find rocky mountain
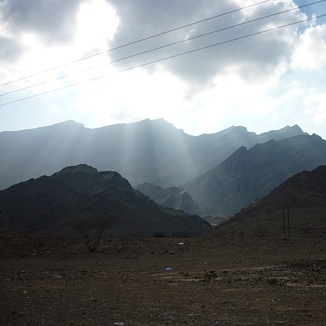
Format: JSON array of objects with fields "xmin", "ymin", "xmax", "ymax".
[
  {"xmin": 135, "ymin": 183, "xmax": 202, "ymax": 215},
  {"xmin": 0, "ymin": 119, "xmax": 304, "ymax": 190},
  {"xmin": 206, "ymin": 165, "xmax": 326, "ymax": 238},
  {"xmin": 135, "ymin": 183, "xmax": 228, "ymax": 225},
  {"xmin": 183, "ymin": 134, "xmax": 326, "ymax": 216},
  {"xmin": 0, "ymin": 164, "xmax": 210, "ymax": 237}
]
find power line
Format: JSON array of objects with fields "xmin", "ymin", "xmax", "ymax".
[
  {"xmin": 0, "ymin": 0, "xmax": 271, "ymax": 88},
  {"xmin": 1, "ymin": 12, "xmax": 325, "ymax": 108},
  {"xmin": 1, "ymin": 0, "xmax": 324, "ymax": 98}
]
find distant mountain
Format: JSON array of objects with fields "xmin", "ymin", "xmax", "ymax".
[
  {"xmin": 135, "ymin": 183, "xmax": 203, "ymax": 215},
  {"xmin": 135, "ymin": 182, "xmax": 228, "ymax": 225},
  {"xmin": 0, "ymin": 119, "xmax": 305, "ymax": 190},
  {"xmin": 206, "ymin": 165, "xmax": 326, "ymax": 238},
  {"xmin": 183, "ymin": 134, "xmax": 326, "ymax": 216},
  {"xmin": 0, "ymin": 164, "xmax": 210, "ymax": 236}
]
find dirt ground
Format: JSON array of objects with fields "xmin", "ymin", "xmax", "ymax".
[{"xmin": 1, "ymin": 233, "xmax": 326, "ymax": 326}]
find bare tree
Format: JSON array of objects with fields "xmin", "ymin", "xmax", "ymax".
[{"xmin": 65, "ymin": 216, "xmax": 117, "ymax": 252}]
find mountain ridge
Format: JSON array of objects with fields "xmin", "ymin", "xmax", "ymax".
[
  {"xmin": 0, "ymin": 164, "xmax": 210, "ymax": 236},
  {"xmin": 206, "ymin": 165, "xmax": 326, "ymax": 238},
  {"xmin": 183, "ymin": 133, "xmax": 326, "ymax": 216},
  {"xmin": 0, "ymin": 119, "xmax": 305, "ymax": 191}
]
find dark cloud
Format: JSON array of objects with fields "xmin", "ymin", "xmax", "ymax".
[
  {"xmin": 2, "ymin": 0, "xmax": 87, "ymax": 45},
  {"xmin": 107, "ymin": 0, "xmax": 305, "ymax": 91},
  {"xmin": 0, "ymin": 35, "xmax": 25, "ymax": 62}
]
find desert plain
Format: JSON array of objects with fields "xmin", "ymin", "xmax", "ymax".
[{"xmin": 1, "ymin": 232, "xmax": 326, "ymax": 326}]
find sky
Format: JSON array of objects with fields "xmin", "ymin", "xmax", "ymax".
[{"xmin": 0, "ymin": 0, "xmax": 326, "ymax": 139}]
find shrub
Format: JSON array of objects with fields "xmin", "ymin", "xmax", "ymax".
[{"xmin": 65, "ymin": 216, "xmax": 117, "ymax": 252}]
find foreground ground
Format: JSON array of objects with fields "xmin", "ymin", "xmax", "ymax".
[{"xmin": 1, "ymin": 233, "xmax": 326, "ymax": 326}]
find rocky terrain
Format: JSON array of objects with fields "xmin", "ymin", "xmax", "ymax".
[
  {"xmin": 135, "ymin": 183, "xmax": 227, "ymax": 225},
  {"xmin": 1, "ymin": 232, "xmax": 325, "ymax": 325},
  {"xmin": 135, "ymin": 183, "xmax": 203, "ymax": 215},
  {"xmin": 2, "ymin": 119, "xmax": 323, "ymax": 218},
  {"xmin": 183, "ymin": 134, "xmax": 326, "ymax": 216},
  {"xmin": 209, "ymin": 165, "xmax": 326, "ymax": 238},
  {"xmin": 139, "ymin": 134, "xmax": 326, "ymax": 218},
  {"xmin": 1, "ymin": 120, "xmax": 326, "ymax": 325},
  {"xmin": 0, "ymin": 164, "xmax": 210, "ymax": 236}
]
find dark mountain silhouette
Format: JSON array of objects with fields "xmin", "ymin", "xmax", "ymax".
[
  {"xmin": 183, "ymin": 134, "xmax": 326, "ymax": 216},
  {"xmin": 206, "ymin": 165, "xmax": 326, "ymax": 238},
  {"xmin": 0, "ymin": 164, "xmax": 210, "ymax": 236},
  {"xmin": 0, "ymin": 119, "xmax": 304, "ymax": 190}
]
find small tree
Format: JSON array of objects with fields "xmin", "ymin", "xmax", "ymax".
[{"xmin": 65, "ymin": 216, "xmax": 117, "ymax": 252}]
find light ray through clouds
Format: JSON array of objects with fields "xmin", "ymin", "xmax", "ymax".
[{"xmin": 0, "ymin": 0, "xmax": 326, "ymax": 140}]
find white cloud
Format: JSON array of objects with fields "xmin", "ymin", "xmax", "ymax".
[
  {"xmin": 75, "ymin": 67, "xmax": 187, "ymax": 127},
  {"xmin": 0, "ymin": 0, "xmax": 118, "ymax": 97},
  {"xmin": 291, "ymin": 24, "xmax": 326, "ymax": 71},
  {"xmin": 304, "ymin": 93, "xmax": 326, "ymax": 123},
  {"xmin": 76, "ymin": 0, "xmax": 119, "ymax": 54}
]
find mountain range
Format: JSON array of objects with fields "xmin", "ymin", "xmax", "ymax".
[
  {"xmin": 0, "ymin": 164, "xmax": 210, "ymax": 236},
  {"xmin": 0, "ymin": 118, "xmax": 304, "ymax": 191},
  {"xmin": 183, "ymin": 133, "xmax": 326, "ymax": 216},
  {"xmin": 1, "ymin": 119, "xmax": 325, "ymax": 220},
  {"xmin": 206, "ymin": 165, "xmax": 326, "ymax": 238}
]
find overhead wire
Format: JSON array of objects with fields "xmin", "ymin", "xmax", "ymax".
[
  {"xmin": 1, "ymin": 11, "xmax": 325, "ymax": 108},
  {"xmin": 1, "ymin": 0, "xmax": 324, "ymax": 99},
  {"xmin": 0, "ymin": 0, "xmax": 271, "ymax": 88}
]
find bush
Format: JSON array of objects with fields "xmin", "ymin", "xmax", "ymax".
[{"xmin": 65, "ymin": 216, "xmax": 117, "ymax": 252}]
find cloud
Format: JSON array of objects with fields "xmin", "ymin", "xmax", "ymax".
[
  {"xmin": 291, "ymin": 24, "xmax": 326, "ymax": 71},
  {"xmin": 1, "ymin": 0, "xmax": 87, "ymax": 45},
  {"xmin": 0, "ymin": 0, "xmax": 88, "ymax": 80},
  {"xmin": 0, "ymin": 35, "xmax": 25, "ymax": 63},
  {"xmin": 107, "ymin": 0, "xmax": 306, "ymax": 93},
  {"xmin": 0, "ymin": 0, "xmax": 118, "ymax": 88},
  {"xmin": 304, "ymin": 93, "xmax": 326, "ymax": 125}
]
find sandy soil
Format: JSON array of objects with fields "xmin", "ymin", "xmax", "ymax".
[{"xmin": 1, "ymin": 233, "xmax": 326, "ymax": 326}]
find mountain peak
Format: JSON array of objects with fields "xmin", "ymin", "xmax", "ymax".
[
  {"xmin": 43, "ymin": 120, "xmax": 85, "ymax": 130},
  {"xmin": 256, "ymin": 124, "xmax": 304, "ymax": 142},
  {"xmin": 52, "ymin": 164, "xmax": 97, "ymax": 177}
]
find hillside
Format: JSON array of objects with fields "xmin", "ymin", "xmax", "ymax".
[
  {"xmin": 135, "ymin": 183, "xmax": 202, "ymax": 215},
  {"xmin": 135, "ymin": 182, "xmax": 228, "ymax": 225},
  {"xmin": 207, "ymin": 165, "xmax": 326, "ymax": 238},
  {"xmin": 0, "ymin": 164, "xmax": 210, "ymax": 236},
  {"xmin": 183, "ymin": 134, "xmax": 326, "ymax": 216},
  {"xmin": 0, "ymin": 119, "xmax": 304, "ymax": 190}
]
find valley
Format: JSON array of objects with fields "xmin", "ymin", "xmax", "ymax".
[{"xmin": 1, "ymin": 120, "xmax": 326, "ymax": 325}]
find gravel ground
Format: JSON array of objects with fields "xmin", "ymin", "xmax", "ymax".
[{"xmin": 1, "ymin": 233, "xmax": 326, "ymax": 325}]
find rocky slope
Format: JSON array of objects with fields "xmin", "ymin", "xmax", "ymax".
[
  {"xmin": 207, "ymin": 165, "xmax": 326, "ymax": 238},
  {"xmin": 135, "ymin": 182, "xmax": 228, "ymax": 225},
  {"xmin": 0, "ymin": 164, "xmax": 210, "ymax": 236},
  {"xmin": 135, "ymin": 183, "xmax": 202, "ymax": 215},
  {"xmin": 183, "ymin": 134, "xmax": 326, "ymax": 216}
]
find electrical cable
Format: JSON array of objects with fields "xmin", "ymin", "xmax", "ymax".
[
  {"xmin": 1, "ymin": 0, "xmax": 324, "ymax": 98},
  {"xmin": 1, "ymin": 12, "xmax": 325, "ymax": 108},
  {"xmin": 0, "ymin": 0, "xmax": 271, "ymax": 88}
]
